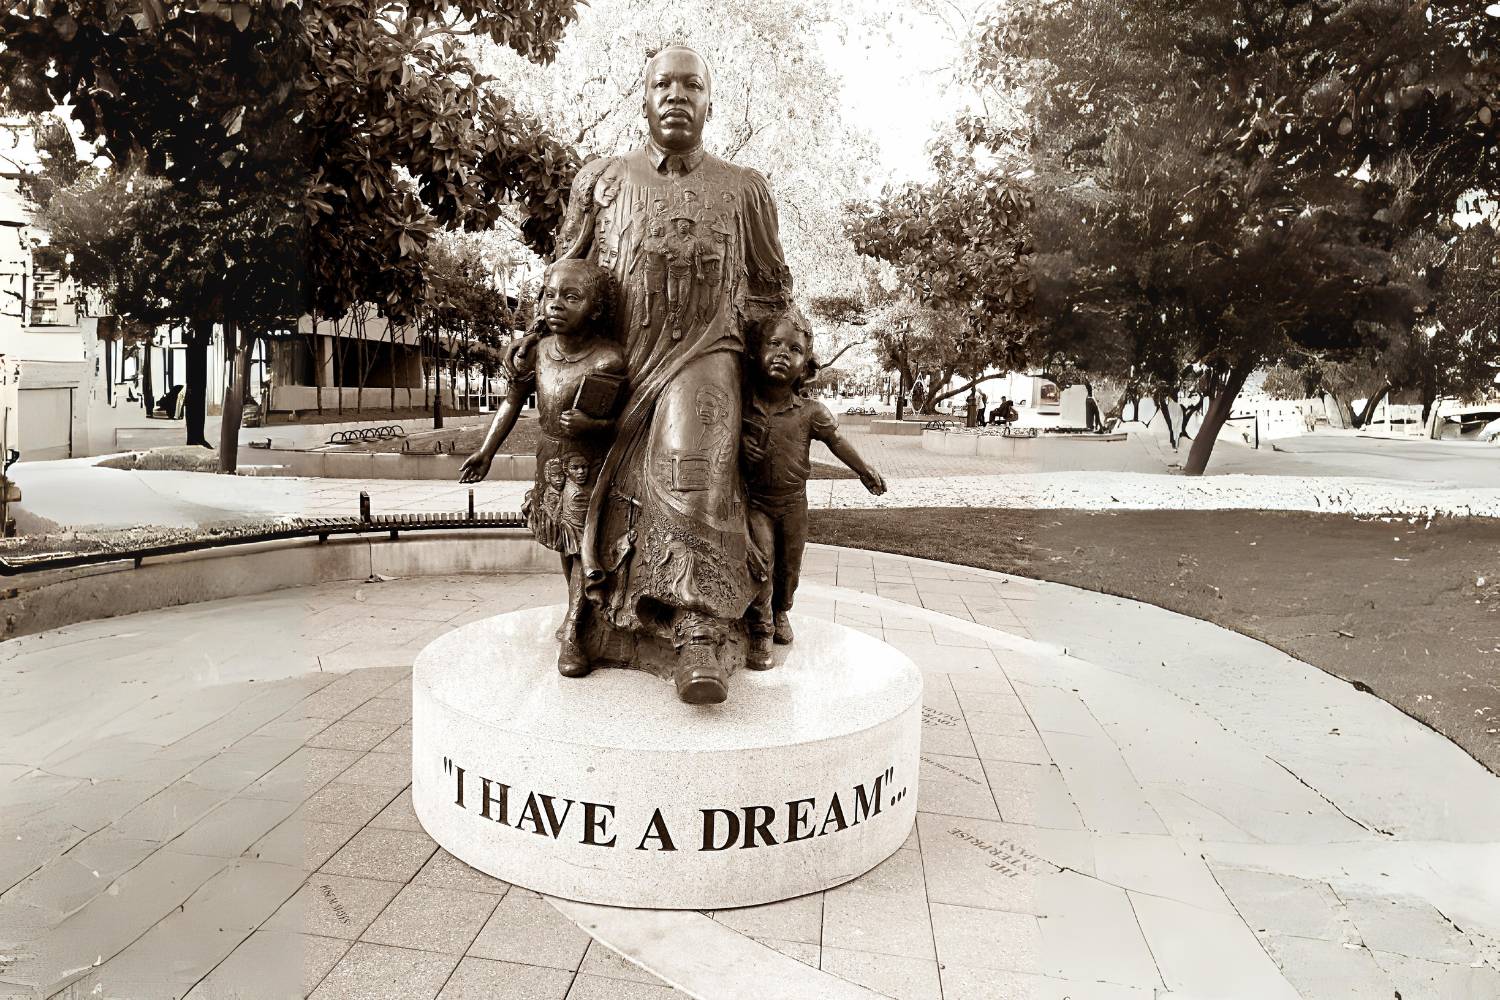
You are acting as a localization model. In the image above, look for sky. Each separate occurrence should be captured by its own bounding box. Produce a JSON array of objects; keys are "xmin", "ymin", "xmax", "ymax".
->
[{"xmin": 814, "ymin": 7, "xmax": 971, "ymax": 189}]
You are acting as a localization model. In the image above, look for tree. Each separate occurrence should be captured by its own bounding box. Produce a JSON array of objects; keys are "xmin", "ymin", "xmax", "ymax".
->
[
  {"xmin": 968, "ymin": 0, "xmax": 1433, "ymax": 474},
  {"xmin": 1265, "ymin": 222, "xmax": 1500, "ymax": 427},
  {"xmin": 419, "ymin": 233, "xmax": 515, "ymax": 427},
  {"xmin": 1234, "ymin": 1, "xmax": 1498, "ymax": 236},
  {"xmin": 476, "ymin": 0, "xmax": 876, "ymax": 300},
  {"xmin": 1423, "ymin": 221, "xmax": 1500, "ymax": 417},
  {"xmin": 845, "ymin": 144, "xmax": 1036, "ymax": 412},
  {"xmin": 2, "ymin": 0, "xmax": 583, "ymax": 469}
]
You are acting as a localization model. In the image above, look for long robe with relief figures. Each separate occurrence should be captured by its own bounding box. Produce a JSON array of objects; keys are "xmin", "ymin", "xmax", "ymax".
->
[{"xmin": 556, "ymin": 143, "xmax": 792, "ymax": 646}]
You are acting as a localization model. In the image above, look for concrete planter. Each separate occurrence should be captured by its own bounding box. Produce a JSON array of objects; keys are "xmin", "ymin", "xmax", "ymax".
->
[
  {"xmin": 869, "ymin": 420, "xmax": 925, "ymax": 437},
  {"xmin": 921, "ymin": 429, "xmax": 1128, "ymax": 456},
  {"xmin": 1, "ymin": 529, "xmax": 554, "ymax": 640}
]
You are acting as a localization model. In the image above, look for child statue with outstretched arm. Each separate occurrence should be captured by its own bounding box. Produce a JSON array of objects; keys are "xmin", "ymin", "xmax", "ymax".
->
[
  {"xmin": 460, "ymin": 260, "xmax": 626, "ymax": 677},
  {"xmin": 740, "ymin": 307, "xmax": 886, "ymax": 669}
]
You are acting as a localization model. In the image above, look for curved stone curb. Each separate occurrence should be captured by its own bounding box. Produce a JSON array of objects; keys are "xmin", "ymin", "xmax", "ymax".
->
[{"xmin": 549, "ymin": 899, "xmax": 889, "ymax": 999}]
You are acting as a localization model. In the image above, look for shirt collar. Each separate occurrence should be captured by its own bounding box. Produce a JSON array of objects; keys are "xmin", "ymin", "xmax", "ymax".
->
[
  {"xmin": 752, "ymin": 391, "xmax": 804, "ymax": 416},
  {"xmin": 648, "ymin": 137, "xmax": 706, "ymax": 176}
]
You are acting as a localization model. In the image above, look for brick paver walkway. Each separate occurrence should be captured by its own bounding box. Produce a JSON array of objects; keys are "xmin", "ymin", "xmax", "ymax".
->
[{"xmin": 4, "ymin": 546, "xmax": 1498, "ymax": 999}]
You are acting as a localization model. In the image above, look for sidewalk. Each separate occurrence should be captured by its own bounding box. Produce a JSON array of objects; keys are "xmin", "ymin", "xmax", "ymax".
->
[
  {"xmin": 12, "ymin": 448, "xmax": 1500, "ymax": 533},
  {"xmin": 4, "ymin": 547, "xmax": 1498, "ymax": 998}
]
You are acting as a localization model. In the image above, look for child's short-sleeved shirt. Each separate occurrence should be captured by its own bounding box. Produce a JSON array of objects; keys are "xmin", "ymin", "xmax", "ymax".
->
[{"xmin": 744, "ymin": 392, "xmax": 838, "ymax": 508}]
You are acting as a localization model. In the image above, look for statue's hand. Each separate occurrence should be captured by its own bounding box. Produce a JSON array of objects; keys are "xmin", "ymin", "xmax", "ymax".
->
[
  {"xmin": 558, "ymin": 409, "xmax": 606, "ymax": 436},
  {"xmin": 459, "ymin": 451, "xmax": 493, "ymax": 483},
  {"xmin": 740, "ymin": 433, "xmax": 768, "ymax": 465},
  {"xmin": 502, "ymin": 331, "xmax": 541, "ymax": 379},
  {"xmin": 861, "ymin": 469, "xmax": 887, "ymax": 496}
]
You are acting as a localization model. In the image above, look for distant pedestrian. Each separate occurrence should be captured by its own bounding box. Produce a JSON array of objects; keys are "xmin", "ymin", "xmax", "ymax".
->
[{"xmin": 993, "ymin": 397, "xmax": 1017, "ymax": 427}]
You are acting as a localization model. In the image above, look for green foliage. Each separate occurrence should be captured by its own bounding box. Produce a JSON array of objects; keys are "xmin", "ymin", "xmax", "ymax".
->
[
  {"xmin": 965, "ymin": 0, "xmax": 1457, "ymax": 470},
  {"xmin": 304, "ymin": 0, "xmax": 581, "ymax": 324},
  {"xmin": 1428, "ymin": 222, "xmax": 1500, "ymax": 402},
  {"xmin": 1229, "ymin": 0, "xmax": 1498, "ymax": 231},
  {"xmin": 845, "ymin": 147, "xmax": 1036, "ymax": 399},
  {"xmin": 1, "ymin": 0, "xmax": 583, "ymax": 330},
  {"xmin": 420, "ymin": 232, "xmax": 515, "ymax": 371}
]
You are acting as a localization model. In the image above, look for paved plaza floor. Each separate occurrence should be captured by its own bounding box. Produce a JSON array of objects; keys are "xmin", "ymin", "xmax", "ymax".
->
[
  {"xmin": 12, "ymin": 427, "xmax": 1500, "ymax": 534},
  {"xmin": 5, "ymin": 545, "xmax": 1500, "ymax": 999}
]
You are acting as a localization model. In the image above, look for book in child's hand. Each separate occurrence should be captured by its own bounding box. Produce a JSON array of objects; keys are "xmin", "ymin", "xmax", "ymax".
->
[
  {"xmin": 742, "ymin": 416, "xmax": 770, "ymax": 449},
  {"xmin": 573, "ymin": 371, "xmax": 625, "ymax": 418}
]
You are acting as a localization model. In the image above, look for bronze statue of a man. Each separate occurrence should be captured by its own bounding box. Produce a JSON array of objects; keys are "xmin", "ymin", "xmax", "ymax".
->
[{"xmin": 555, "ymin": 45, "xmax": 794, "ymax": 704}]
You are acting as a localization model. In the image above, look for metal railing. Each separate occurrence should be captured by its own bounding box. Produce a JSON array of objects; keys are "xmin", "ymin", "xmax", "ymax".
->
[
  {"xmin": 327, "ymin": 425, "xmax": 408, "ymax": 445},
  {"xmin": 0, "ymin": 493, "xmax": 525, "ymax": 577}
]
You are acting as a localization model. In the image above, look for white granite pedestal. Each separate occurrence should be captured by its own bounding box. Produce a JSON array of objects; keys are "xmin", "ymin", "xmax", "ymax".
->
[{"xmin": 411, "ymin": 605, "xmax": 922, "ymax": 908}]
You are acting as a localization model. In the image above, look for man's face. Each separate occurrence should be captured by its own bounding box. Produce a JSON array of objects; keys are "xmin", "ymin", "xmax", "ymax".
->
[
  {"xmin": 760, "ymin": 320, "xmax": 808, "ymax": 386},
  {"xmin": 540, "ymin": 265, "xmax": 595, "ymax": 336},
  {"xmin": 674, "ymin": 219, "xmax": 691, "ymax": 235},
  {"xmin": 643, "ymin": 48, "xmax": 711, "ymax": 152},
  {"xmin": 695, "ymin": 386, "xmax": 728, "ymax": 425},
  {"xmin": 565, "ymin": 456, "xmax": 590, "ymax": 485}
]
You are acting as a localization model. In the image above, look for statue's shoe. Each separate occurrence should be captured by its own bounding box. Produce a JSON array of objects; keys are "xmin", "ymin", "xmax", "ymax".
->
[
  {"xmin": 674, "ymin": 643, "xmax": 728, "ymax": 705},
  {"xmin": 745, "ymin": 634, "xmax": 775, "ymax": 671},
  {"xmin": 557, "ymin": 637, "xmax": 593, "ymax": 678},
  {"xmin": 773, "ymin": 611, "xmax": 794, "ymax": 645}
]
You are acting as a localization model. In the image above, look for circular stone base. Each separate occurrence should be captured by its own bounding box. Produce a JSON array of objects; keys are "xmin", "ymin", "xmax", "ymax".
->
[{"xmin": 411, "ymin": 606, "xmax": 922, "ymax": 908}]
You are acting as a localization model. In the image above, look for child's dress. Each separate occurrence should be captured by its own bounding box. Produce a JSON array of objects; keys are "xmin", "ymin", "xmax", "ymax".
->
[{"xmin": 510, "ymin": 334, "xmax": 627, "ymax": 555}]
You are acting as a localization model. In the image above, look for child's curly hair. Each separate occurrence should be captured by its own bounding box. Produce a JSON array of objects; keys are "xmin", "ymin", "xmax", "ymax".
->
[
  {"xmin": 539, "ymin": 258, "xmax": 616, "ymax": 330},
  {"xmin": 752, "ymin": 305, "xmax": 820, "ymax": 393}
]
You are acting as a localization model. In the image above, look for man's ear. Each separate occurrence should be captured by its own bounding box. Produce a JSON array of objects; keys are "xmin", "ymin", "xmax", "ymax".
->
[{"xmin": 705, "ymin": 101, "xmax": 713, "ymax": 122}]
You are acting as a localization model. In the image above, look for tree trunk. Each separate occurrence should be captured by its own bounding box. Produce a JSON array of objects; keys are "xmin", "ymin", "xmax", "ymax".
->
[
  {"xmin": 1419, "ymin": 363, "xmax": 1437, "ymax": 429},
  {"xmin": 309, "ymin": 324, "xmax": 323, "ymax": 416},
  {"xmin": 182, "ymin": 319, "xmax": 212, "ymax": 446},
  {"xmin": 922, "ymin": 367, "xmax": 956, "ymax": 413},
  {"xmin": 1325, "ymin": 391, "xmax": 1354, "ymax": 429},
  {"xmin": 431, "ymin": 335, "xmax": 444, "ymax": 430},
  {"xmin": 1182, "ymin": 363, "xmax": 1254, "ymax": 476},
  {"xmin": 389, "ymin": 316, "xmax": 397, "ymax": 412},
  {"xmin": 1102, "ymin": 394, "xmax": 1127, "ymax": 430},
  {"xmin": 1350, "ymin": 383, "xmax": 1393, "ymax": 429},
  {"xmin": 894, "ymin": 363, "xmax": 907, "ymax": 421},
  {"xmin": 331, "ymin": 314, "xmax": 343, "ymax": 416},
  {"xmin": 355, "ymin": 309, "xmax": 366, "ymax": 415},
  {"xmin": 930, "ymin": 371, "xmax": 1006, "ymax": 410},
  {"xmin": 142, "ymin": 342, "xmax": 155, "ymax": 418},
  {"xmin": 218, "ymin": 323, "xmax": 253, "ymax": 473}
]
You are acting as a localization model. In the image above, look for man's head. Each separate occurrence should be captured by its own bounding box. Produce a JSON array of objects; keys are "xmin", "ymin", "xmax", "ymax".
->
[
  {"xmin": 673, "ymin": 217, "xmax": 693, "ymax": 235},
  {"xmin": 643, "ymin": 45, "xmax": 712, "ymax": 152},
  {"xmin": 695, "ymin": 385, "xmax": 729, "ymax": 426}
]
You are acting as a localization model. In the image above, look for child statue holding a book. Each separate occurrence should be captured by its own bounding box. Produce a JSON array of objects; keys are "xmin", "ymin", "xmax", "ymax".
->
[{"xmin": 461, "ymin": 259, "xmax": 626, "ymax": 677}]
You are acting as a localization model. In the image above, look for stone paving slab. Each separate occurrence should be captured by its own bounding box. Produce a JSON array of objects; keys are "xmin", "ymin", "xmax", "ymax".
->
[{"xmin": 3, "ymin": 549, "xmax": 1500, "ymax": 998}]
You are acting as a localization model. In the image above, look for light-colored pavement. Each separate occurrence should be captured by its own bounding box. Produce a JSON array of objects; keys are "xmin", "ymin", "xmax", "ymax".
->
[
  {"xmin": 4, "ymin": 547, "xmax": 1499, "ymax": 999},
  {"xmin": 1200, "ymin": 431, "xmax": 1500, "ymax": 487},
  {"xmin": 12, "ymin": 428, "xmax": 1500, "ymax": 532}
]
